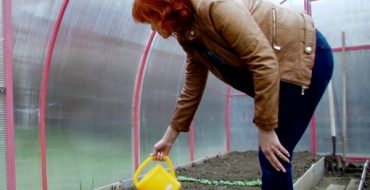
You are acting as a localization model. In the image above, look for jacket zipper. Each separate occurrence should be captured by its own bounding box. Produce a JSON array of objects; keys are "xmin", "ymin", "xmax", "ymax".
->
[
  {"xmin": 281, "ymin": 79, "xmax": 309, "ymax": 95},
  {"xmin": 272, "ymin": 8, "xmax": 281, "ymax": 51},
  {"xmin": 301, "ymin": 85, "xmax": 308, "ymax": 95}
]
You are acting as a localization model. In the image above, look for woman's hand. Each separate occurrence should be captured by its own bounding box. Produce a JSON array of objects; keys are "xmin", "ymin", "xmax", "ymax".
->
[
  {"xmin": 151, "ymin": 126, "xmax": 180, "ymax": 160},
  {"xmin": 258, "ymin": 128, "xmax": 290, "ymax": 172}
]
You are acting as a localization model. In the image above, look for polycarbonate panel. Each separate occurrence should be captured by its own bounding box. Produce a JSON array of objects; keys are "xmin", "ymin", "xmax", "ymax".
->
[
  {"xmin": 12, "ymin": 0, "xmax": 150, "ymax": 189},
  {"xmin": 0, "ymin": 101, "xmax": 5, "ymax": 190},
  {"xmin": 316, "ymin": 50, "xmax": 370, "ymax": 156},
  {"xmin": 45, "ymin": 1, "xmax": 150, "ymax": 189},
  {"xmin": 229, "ymin": 95, "xmax": 257, "ymax": 151},
  {"xmin": 342, "ymin": 50, "xmax": 370, "ymax": 156},
  {"xmin": 0, "ymin": 1, "xmax": 6, "ymax": 188},
  {"xmin": 13, "ymin": 1, "xmax": 63, "ymax": 189},
  {"xmin": 0, "ymin": 111, "xmax": 5, "ymax": 190},
  {"xmin": 311, "ymin": 0, "xmax": 370, "ymax": 157},
  {"xmin": 314, "ymin": 87, "xmax": 333, "ymax": 154},
  {"xmin": 193, "ymin": 75, "xmax": 227, "ymax": 159},
  {"xmin": 140, "ymin": 36, "xmax": 190, "ymax": 165},
  {"xmin": 312, "ymin": 0, "xmax": 370, "ymax": 47}
]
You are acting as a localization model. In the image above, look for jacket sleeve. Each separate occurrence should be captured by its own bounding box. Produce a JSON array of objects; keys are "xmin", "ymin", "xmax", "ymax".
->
[
  {"xmin": 209, "ymin": 1, "xmax": 280, "ymax": 130},
  {"xmin": 170, "ymin": 56, "xmax": 209, "ymax": 132}
]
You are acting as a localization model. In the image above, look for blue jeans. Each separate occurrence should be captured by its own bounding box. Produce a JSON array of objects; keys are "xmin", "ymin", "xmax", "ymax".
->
[{"xmin": 258, "ymin": 30, "xmax": 334, "ymax": 189}]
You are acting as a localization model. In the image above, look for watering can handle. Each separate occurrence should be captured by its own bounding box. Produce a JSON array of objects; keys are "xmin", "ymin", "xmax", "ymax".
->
[{"xmin": 133, "ymin": 155, "xmax": 176, "ymax": 186}]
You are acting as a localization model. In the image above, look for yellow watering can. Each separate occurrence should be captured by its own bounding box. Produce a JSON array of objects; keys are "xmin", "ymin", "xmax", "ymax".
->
[{"xmin": 133, "ymin": 155, "xmax": 181, "ymax": 190}]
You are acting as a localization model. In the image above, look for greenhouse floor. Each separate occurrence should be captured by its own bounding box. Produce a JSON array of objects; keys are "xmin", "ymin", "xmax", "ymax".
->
[
  {"xmin": 313, "ymin": 161, "xmax": 369, "ymax": 190},
  {"xmin": 175, "ymin": 151, "xmax": 319, "ymax": 190},
  {"xmin": 124, "ymin": 151, "xmax": 320, "ymax": 190},
  {"xmin": 121, "ymin": 151, "xmax": 370, "ymax": 190}
]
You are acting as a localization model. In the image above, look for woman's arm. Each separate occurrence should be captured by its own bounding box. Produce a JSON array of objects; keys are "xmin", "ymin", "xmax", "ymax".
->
[
  {"xmin": 151, "ymin": 125, "xmax": 180, "ymax": 160},
  {"xmin": 152, "ymin": 55, "xmax": 208, "ymax": 159},
  {"xmin": 169, "ymin": 56, "xmax": 209, "ymax": 132}
]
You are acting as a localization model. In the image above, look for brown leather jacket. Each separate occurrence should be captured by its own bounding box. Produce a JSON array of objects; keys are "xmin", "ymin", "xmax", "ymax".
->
[{"xmin": 170, "ymin": 0, "xmax": 316, "ymax": 132}]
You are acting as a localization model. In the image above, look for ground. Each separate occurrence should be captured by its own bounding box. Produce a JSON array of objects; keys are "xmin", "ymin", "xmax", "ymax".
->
[
  {"xmin": 314, "ymin": 160, "xmax": 369, "ymax": 190},
  {"xmin": 175, "ymin": 151, "xmax": 319, "ymax": 190},
  {"xmin": 128, "ymin": 151, "xmax": 319, "ymax": 190}
]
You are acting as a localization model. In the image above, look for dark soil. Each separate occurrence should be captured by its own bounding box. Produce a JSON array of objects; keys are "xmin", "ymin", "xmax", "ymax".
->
[
  {"xmin": 127, "ymin": 151, "xmax": 320, "ymax": 190},
  {"xmin": 176, "ymin": 151, "xmax": 319, "ymax": 190}
]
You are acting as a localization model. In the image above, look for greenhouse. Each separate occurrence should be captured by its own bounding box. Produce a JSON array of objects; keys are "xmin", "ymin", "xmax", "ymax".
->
[{"xmin": 1, "ymin": 0, "xmax": 369, "ymax": 189}]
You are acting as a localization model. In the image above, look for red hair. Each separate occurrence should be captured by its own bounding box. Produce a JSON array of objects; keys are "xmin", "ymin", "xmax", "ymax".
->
[{"xmin": 132, "ymin": 0, "xmax": 193, "ymax": 38}]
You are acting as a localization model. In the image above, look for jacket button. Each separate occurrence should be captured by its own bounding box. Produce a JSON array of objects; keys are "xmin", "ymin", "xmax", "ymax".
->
[
  {"xmin": 305, "ymin": 47, "xmax": 312, "ymax": 54},
  {"xmin": 273, "ymin": 44, "xmax": 281, "ymax": 51}
]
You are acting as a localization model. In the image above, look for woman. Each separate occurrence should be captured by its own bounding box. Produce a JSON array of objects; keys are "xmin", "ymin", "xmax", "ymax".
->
[{"xmin": 132, "ymin": 0, "xmax": 333, "ymax": 189}]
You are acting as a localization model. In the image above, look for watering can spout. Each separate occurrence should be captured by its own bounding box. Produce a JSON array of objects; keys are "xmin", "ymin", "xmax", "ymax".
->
[{"xmin": 133, "ymin": 155, "xmax": 181, "ymax": 190}]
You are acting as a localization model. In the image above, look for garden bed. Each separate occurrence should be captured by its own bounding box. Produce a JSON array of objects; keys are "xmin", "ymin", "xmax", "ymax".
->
[
  {"xmin": 124, "ymin": 150, "xmax": 320, "ymax": 190},
  {"xmin": 176, "ymin": 151, "xmax": 319, "ymax": 190}
]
